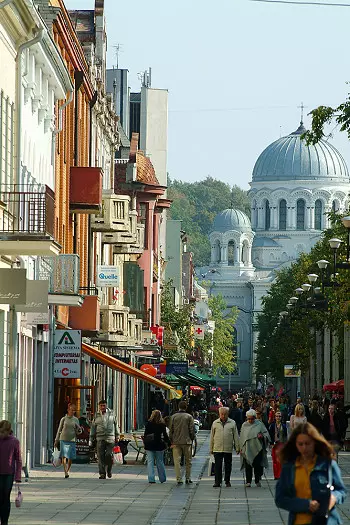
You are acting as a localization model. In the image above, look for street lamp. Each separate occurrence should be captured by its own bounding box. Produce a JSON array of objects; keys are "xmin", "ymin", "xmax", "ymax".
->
[
  {"xmin": 301, "ymin": 283, "xmax": 312, "ymax": 292},
  {"xmin": 289, "ymin": 297, "xmax": 298, "ymax": 304},
  {"xmin": 295, "ymin": 287, "xmax": 304, "ymax": 295},
  {"xmin": 307, "ymin": 274, "xmax": 318, "ymax": 283}
]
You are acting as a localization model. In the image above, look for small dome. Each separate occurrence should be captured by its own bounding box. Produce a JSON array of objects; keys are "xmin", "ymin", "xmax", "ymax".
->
[
  {"xmin": 212, "ymin": 209, "xmax": 251, "ymax": 233},
  {"xmin": 252, "ymin": 122, "xmax": 349, "ymax": 182}
]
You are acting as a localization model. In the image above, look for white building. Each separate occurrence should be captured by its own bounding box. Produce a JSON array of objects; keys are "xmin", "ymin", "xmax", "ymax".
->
[{"xmin": 202, "ymin": 120, "xmax": 350, "ymax": 390}]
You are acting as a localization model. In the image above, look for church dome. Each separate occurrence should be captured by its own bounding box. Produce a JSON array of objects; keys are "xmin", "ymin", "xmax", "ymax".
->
[
  {"xmin": 212, "ymin": 208, "xmax": 251, "ymax": 233},
  {"xmin": 252, "ymin": 122, "xmax": 349, "ymax": 182}
]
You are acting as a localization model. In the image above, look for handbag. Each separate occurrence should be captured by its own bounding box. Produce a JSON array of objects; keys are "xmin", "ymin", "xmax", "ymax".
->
[
  {"xmin": 208, "ymin": 454, "xmax": 215, "ymax": 476},
  {"xmin": 311, "ymin": 462, "xmax": 334, "ymax": 525},
  {"xmin": 52, "ymin": 447, "xmax": 62, "ymax": 467},
  {"xmin": 15, "ymin": 484, "xmax": 23, "ymax": 508},
  {"xmin": 113, "ymin": 445, "xmax": 123, "ymax": 464}
]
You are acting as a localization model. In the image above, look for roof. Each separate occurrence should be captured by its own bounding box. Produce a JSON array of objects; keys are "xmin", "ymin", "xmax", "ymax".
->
[
  {"xmin": 252, "ymin": 122, "xmax": 349, "ymax": 182},
  {"xmin": 253, "ymin": 237, "xmax": 280, "ymax": 248},
  {"xmin": 136, "ymin": 151, "xmax": 159, "ymax": 185},
  {"xmin": 212, "ymin": 208, "xmax": 252, "ymax": 233}
]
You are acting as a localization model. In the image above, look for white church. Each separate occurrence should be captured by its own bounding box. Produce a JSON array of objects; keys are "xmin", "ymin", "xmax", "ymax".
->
[{"xmin": 201, "ymin": 120, "xmax": 350, "ymax": 390}]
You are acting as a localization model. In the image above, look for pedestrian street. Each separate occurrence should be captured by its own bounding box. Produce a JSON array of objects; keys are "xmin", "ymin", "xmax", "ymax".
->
[{"xmin": 10, "ymin": 431, "xmax": 350, "ymax": 525}]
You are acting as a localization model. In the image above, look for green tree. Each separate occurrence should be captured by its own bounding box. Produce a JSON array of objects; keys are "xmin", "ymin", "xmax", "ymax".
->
[
  {"xmin": 208, "ymin": 294, "xmax": 239, "ymax": 373},
  {"xmin": 255, "ymin": 213, "xmax": 349, "ymax": 382},
  {"xmin": 160, "ymin": 280, "xmax": 192, "ymax": 360}
]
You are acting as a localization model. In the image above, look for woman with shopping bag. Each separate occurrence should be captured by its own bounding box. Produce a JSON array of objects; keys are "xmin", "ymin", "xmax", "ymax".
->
[
  {"xmin": 54, "ymin": 403, "xmax": 82, "ymax": 478},
  {"xmin": 144, "ymin": 410, "xmax": 170, "ymax": 484},
  {"xmin": 0, "ymin": 420, "xmax": 22, "ymax": 525}
]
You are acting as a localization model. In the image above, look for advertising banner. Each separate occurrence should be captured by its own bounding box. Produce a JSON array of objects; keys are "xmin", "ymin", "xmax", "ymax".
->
[
  {"xmin": 16, "ymin": 280, "xmax": 49, "ymax": 312},
  {"xmin": 284, "ymin": 365, "xmax": 301, "ymax": 378},
  {"xmin": 54, "ymin": 330, "xmax": 81, "ymax": 379},
  {"xmin": 166, "ymin": 361, "xmax": 188, "ymax": 375},
  {"xmin": 0, "ymin": 268, "xmax": 26, "ymax": 304},
  {"xmin": 96, "ymin": 265, "xmax": 119, "ymax": 287}
]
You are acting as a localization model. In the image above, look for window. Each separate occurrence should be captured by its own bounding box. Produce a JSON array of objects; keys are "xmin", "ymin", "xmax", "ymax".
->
[
  {"xmin": 296, "ymin": 199, "xmax": 305, "ymax": 230},
  {"xmin": 228, "ymin": 240, "xmax": 235, "ymax": 266},
  {"xmin": 279, "ymin": 199, "xmax": 287, "ymax": 230},
  {"xmin": 265, "ymin": 200, "xmax": 270, "ymax": 230},
  {"xmin": 332, "ymin": 200, "xmax": 339, "ymax": 213},
  {"xmin": 314, "ymin": 199, "xmax": 322, "ymax": 230}
]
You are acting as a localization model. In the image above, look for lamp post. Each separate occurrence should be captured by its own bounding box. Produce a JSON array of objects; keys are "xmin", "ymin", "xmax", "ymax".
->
[
  {"xmin": 329, "ymin": 238, "xmax": 342, "ymax": 278},
  {"xmin": 317, "ymin": 260, "xmax": 329, "ymax": 293}
]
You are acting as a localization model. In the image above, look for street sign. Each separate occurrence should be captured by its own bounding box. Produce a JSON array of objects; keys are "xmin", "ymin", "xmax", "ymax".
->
[
  {"xmin": 54, "ymin": 330, "xmax": 81, "ymax": 379},
  {"xmin": 96, "ymin": 265, "xmax": 119, "ymax": 287},
  {"xmin": 166, "ymin": 361, "xmax": 188, "ymax": 375},
  {"xmin": 194, "ymin": 325, "xmax": 205, "ymax": 339}
]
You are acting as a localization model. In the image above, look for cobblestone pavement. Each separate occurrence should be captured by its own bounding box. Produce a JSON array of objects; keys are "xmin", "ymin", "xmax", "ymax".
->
[{"xmin": 8, "ymin": 431, "xmax": 350, "ymax": 525}]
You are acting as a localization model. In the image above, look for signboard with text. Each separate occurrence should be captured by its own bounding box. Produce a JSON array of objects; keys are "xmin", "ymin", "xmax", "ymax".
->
[
  {"xmin": 96, "ymin": 265, "xmax": 119, "ymax": 287},
  {"xmin": 166, "ymin": 361, "xmax": 188, "ymax": 375},
  {"xmin": 54, "ymin": 330, "xmax": 81, "ymax": 379}
]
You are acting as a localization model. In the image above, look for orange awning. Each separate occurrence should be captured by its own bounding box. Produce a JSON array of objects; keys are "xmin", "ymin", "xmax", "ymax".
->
[{"xmin": 82, "ymin": 342, "xmax": 176, "ymax": 393}]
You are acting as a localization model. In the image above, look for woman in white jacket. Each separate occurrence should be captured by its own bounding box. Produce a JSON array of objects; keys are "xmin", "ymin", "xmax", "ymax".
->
[{"xmin": 209, "ymin": 407, "xmax": 240, "ymax": 488}]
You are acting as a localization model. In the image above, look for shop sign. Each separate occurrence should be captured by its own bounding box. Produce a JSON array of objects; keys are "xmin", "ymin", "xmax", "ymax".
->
[
  {"xmin": 166, "ymin": 361, "xmax": 188, "ymax": 375},
  {"xmin": 0, "ymin": 268, "xmax": 26, "ymax": 304},
  {"xmin": 53, "ymin": 330, "xmax": 81, "ymax": 379},
  {"xmin": 96, "ymin": 265, "xmax": 119, "ymax": 287},
  {"xmin": 284, "ymin": 365, "xmax": 301, "ymax": 378},
  {"xmin": 16, "ymin": 280, "xmax": 48, "ymax": 312},
  {"xmin": 27, "ymin": 311, "xmax": 50, "ymax": 325},
  {"xmin": 194, "ymin": 325, "xmax": 205, "ymax": 340}
]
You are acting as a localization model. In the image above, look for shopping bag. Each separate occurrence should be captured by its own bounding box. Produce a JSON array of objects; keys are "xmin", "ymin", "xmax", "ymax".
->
[
  {"xmin": 113, "ymin": 445, "xmax": 123, "ymax": 464},
  {"xmin": 52, "ymin": 447, "xmax": 62, "ymax": 467},
  {"xmin": 208, "ymin": 454, "xmax": 215, "ymax": 476},
  {"xmin": 15, "ymin": 485, "xmax": 23, "ymax": 508}
]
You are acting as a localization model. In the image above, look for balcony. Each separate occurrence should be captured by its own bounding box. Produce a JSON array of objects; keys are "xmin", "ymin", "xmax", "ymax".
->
[
  {"xmin": 70, "ymin": 167, "xmax": 103, "ymax": 213},
  {"xmin": 36, "ymin": 254, "xmax": 83, "ymax": 306},
  {"xmin": 113, "ymin": 223, "xmax": 145, "ymax": 255},
  {"xmin": 128, "ymin": 314, "xmax": 143, "ymax": 346},
  {"xmin": 0, "ymin": 185, "xmax": 60, "ymax": 255},
  {"xmin": 94, "ymin": 304, "xmax": 130, "ymax": 345},
  {"xmin": 69, "ymin": 294, "xmax": 100, "ymax": 335},
  {"xmin": 91, "ymin": 192, "xmax": 137, "ymax": 234}
]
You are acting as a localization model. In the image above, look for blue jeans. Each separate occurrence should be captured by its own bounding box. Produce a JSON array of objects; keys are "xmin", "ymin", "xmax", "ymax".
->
[{"xmin": 146, "ymin": 450, "xmax": 166, "ymax": 483}]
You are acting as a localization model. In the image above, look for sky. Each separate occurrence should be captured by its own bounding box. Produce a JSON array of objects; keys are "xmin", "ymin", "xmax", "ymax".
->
[{"xmin": 65, "ymin": 0, "xmax": 350, "ymax": 190}]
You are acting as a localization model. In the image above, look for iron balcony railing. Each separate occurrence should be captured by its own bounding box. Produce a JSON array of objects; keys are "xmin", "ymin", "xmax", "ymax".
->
[
  {"xmin": 36, "ymin": 254, "xmax": 80, "ymax": 295},
  {"xmin": 0, "ymin": 184, "xmax": 55, "ymax": 237}
]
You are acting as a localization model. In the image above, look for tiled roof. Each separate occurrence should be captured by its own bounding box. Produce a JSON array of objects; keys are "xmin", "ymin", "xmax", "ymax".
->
[{"xmin": 136, "ymin": 152, "xmax": 159, "ymax": 185}]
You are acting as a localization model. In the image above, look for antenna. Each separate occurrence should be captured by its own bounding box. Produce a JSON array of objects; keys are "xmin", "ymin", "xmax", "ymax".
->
[{"xmin": 113, "ymin": 44, "xmax": 122, "ymax": 69}]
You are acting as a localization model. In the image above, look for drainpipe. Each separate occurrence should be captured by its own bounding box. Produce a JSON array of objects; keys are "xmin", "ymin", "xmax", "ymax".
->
[
  {"xmin": 88, "ymin": 91, "xmax": 98, "ymax": 290},
  {"xmin": 15, "ymin": 28, "xmax": 44, "ymax": 187},
  {"xmin": 72, "ymin": 72, "xmax": 84, "ymax": 255}
]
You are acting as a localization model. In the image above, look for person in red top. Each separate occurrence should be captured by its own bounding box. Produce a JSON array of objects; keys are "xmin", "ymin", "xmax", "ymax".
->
[{"xmin": 0, "ymin": 420, "xmax": 22, "ymax": 525}]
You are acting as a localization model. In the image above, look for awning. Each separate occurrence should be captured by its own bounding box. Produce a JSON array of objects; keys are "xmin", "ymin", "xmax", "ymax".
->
[
  {"xmin": 323, "ymin": 379, "xmax": 344, "ymax": 392},
  {"xmin": 82, "ymin": 343, "xmax": 177, "ymax": 393}
]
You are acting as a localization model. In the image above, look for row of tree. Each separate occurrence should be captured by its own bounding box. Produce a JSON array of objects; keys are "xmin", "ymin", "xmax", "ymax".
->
[{"xmin": 256, "ymin": 213, "xmax": 349, "ymax": 382}]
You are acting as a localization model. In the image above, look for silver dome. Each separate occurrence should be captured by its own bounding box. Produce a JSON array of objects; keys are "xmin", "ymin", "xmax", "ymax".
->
[
  {"xmin": 212, "ymin": 208, "xmax": 251, "ymax": 233},
  {"xmin": 252, "ymin": 123, "xmax": 349, "ymax": 182}
]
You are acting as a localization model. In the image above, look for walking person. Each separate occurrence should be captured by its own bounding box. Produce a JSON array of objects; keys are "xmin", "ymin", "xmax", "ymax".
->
[
  {"xmin": 240, "ymin": 409, "xmax": 270, "ymax": 487},
  {"xmin": 169, "ymin": 401, "xmax": 195, "ymax": 485},
  {"xmin": 308, "ymin": 400, "xmax": 324, "ymax": 433},
  {"xmin": 275, "ymin": 422, "xmax": 347, "ymax": 525},
  {"xmin": 269, "ymin": 411, "xmax": 287, "ymax": 480},
  {"xmin": 210, "ymin": 407, "xmax": 240, "ymax": 488},
  {"xmin": 144, "ymin": 410, "xmax": 170, "ymax": 484},
  {"xmin": 89, "ymin": 400, "xmax": 119, "ymax": 479},
  {"xmin": 0, "ymin": 420, "xmax": 22, "ymax": 525},
  {"xmin": 290, "ymin": 404, "xmax": 307, "ymax": 432},
  {"xmin": 54, "ymin": 403, "xmax": 82, "ymax": 478}
]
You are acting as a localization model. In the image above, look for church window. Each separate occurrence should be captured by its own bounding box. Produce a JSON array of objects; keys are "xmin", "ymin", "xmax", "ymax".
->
[
  {"xmin": 315, "ymin": 199, "xmax": 323, "ymax": 230},
  {"xmin": 279, "ymin": 199, "xmax": 287, "ymax": 230},
  {"xmin": 252, "ymin": 200, "xmax": 258, "ymax": 229},
  {"xmin": 228, "ymin": 241, "xmax": 235, "ymax": 266},
  {"xmin": 332, "ymin": 200, "xmax": 339, "ymax": 213},
  {"xmin": 265, "ymin": 200, "xmax": 270, "ymax": 230},
  {"xmin": 296, "ymin": 199, "xmax": 305, "ymax": 230},
  {"xmin": 215, "ymin": 240, "xmax": 221, "ymax": 263}
]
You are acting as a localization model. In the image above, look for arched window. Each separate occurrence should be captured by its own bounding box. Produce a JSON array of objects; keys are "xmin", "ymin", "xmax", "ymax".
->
[
  {"xmin": 214, "ymin": 240, "xmax": 221, "ymax": 263},
  {"xmin": 265, "ymin": 200, "xmax": 270, "ymax": 230},
  {"xmin": 332, "ymin": 200, "xmax": 340, "ymax": 213},
  {"xmin": 296, "ymin": 199, "xmax": 305, "ymax": 230},
  {"xmin": 228, "ymin": 241, "xmax": 235, "ymax": 266},
  {"xmin": 314, "ymin": 199, "xmax": 322, "ymax": 230},
  {"xmin": 252, "ymin": 200, "xmax": 258, "ymax": 229},
  {"xmin": 279, "ymin": 199, "xmax": 287, "ymax": 230}
]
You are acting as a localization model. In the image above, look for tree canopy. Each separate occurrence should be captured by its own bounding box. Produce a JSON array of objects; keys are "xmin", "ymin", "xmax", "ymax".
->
[
  {"xmin": 167, "ymin": 176, "xmax": 250, "ymax": 266},
  {"xmin": 255, "ymin": 213, "xmax": 349, "ymax": 382}
]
